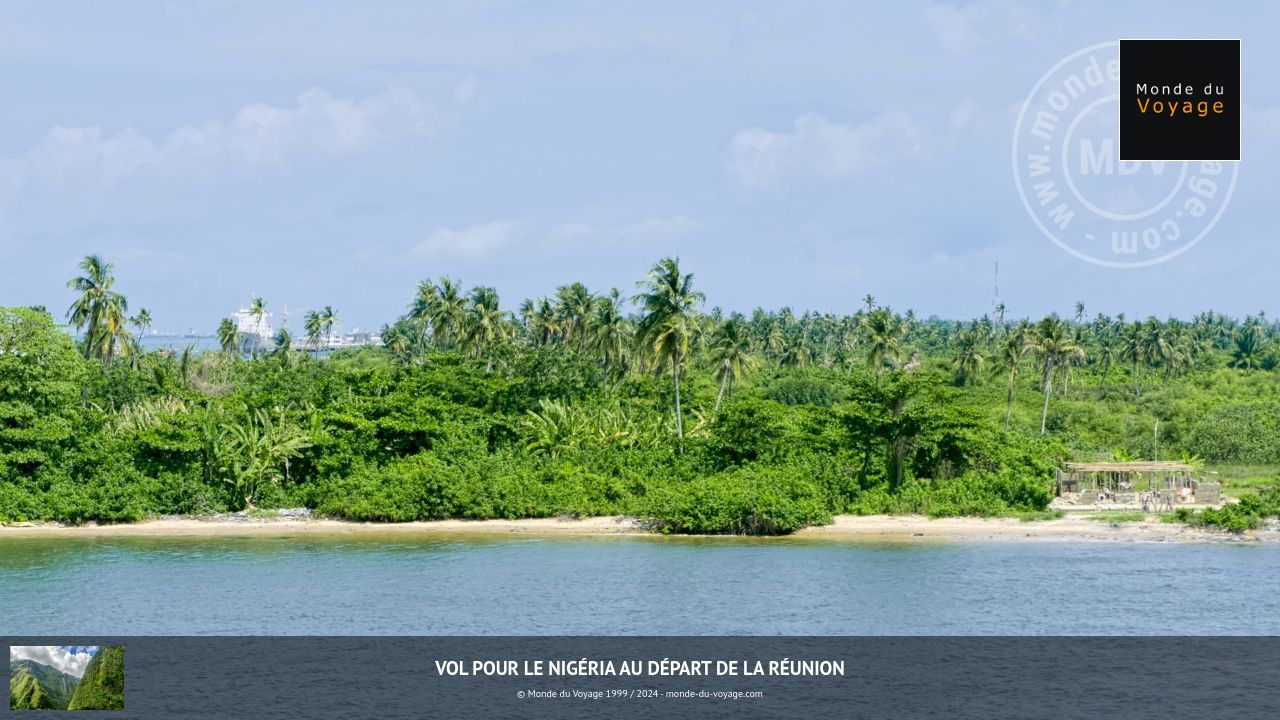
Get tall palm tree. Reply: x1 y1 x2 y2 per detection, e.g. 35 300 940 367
217 318 240 354
66 254 131 362
997 322 1029 430
1119 321 1149 395
555 282 595 346
303 310 324 351
709 318 756 413
431 278 466 349
588 289 629 379
320 306 338 348
633 257 704 447
408 279 437 346
1025 316 1084 434
462 286 511 370
859 307 905 382
248 297 267 353
130 307 153 337
952 329 988 385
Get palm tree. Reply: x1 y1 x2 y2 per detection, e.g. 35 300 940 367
952 329 988 385
431 278 466 348
1073 301 1087 324
859 307 906 382
555 282 595 346
997 322 1029 430
67 255 132 362
271 328 296 366
1025 316 1084 434
321 306 338 348
462 286 511 370
217 318 240 354
248 297 267 353
633 257 704 447
303 310 324 351
588 289 629 379
1119 321 1149 395
1228 324 1270 371
408 279 437 346
709 318 756 413
130 307 153 337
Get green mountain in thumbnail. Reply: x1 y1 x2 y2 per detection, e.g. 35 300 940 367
9 659 80 710
66 645 125 710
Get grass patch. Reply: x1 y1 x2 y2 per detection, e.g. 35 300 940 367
1203 465 1280 498
1011 510 1064 522
1084 511 1148 523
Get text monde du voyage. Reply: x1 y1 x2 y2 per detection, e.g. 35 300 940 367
1134 82 1228 118
433 658 846 677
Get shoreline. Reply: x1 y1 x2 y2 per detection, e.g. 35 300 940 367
0 513 1273 543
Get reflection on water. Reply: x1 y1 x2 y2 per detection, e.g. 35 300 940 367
1 535 1277 635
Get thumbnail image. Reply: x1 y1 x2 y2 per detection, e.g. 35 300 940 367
9 646 124 711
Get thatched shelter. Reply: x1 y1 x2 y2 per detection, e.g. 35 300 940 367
1056 461 1216 508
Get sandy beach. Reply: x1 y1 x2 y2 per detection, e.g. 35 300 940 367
0 513 1274 543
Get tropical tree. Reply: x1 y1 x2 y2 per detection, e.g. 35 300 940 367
271 328 296 367
248 297 268 353
66 255 132 362
633 257 704 447
588 288 630 379
303 310 324 351
1228 324 1271 371
996 322 1028 430
709 318 756 413
129 307 153 337
952 328 988 385
859 307 906 382
321 306 338 348
217 318 240 354
555 282 595 347
462 286 511 370
431 278 466 348
219 408 312 509
1025 316 1084 434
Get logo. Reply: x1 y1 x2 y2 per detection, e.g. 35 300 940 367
1012 41 1238 268
1119 39 1240 161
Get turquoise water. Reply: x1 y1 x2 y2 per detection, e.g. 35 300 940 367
1 536 1277 635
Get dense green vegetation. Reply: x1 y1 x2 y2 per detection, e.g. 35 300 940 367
3 254 1280 534
9 660 79 710
67 646 125 710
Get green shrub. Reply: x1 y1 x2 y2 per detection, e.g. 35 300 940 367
644 464 832 535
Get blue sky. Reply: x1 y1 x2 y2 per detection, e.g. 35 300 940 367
0 1 1276 333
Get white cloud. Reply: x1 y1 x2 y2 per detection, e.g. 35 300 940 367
10 646 98 679
3 86 442 194
548 214 699 244
926 1 1041 55
405 221 516 260
727 111 927 191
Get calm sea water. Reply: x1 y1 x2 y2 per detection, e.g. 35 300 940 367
1 536 1277 635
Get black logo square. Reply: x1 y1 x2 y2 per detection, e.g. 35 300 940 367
1120 39 1240 161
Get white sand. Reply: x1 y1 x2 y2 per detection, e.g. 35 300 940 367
1 513 1272 542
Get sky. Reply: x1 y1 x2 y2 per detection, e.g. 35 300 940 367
10 646 98 677
0 1 1277 334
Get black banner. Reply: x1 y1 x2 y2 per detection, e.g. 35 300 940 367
5 637 1278 719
